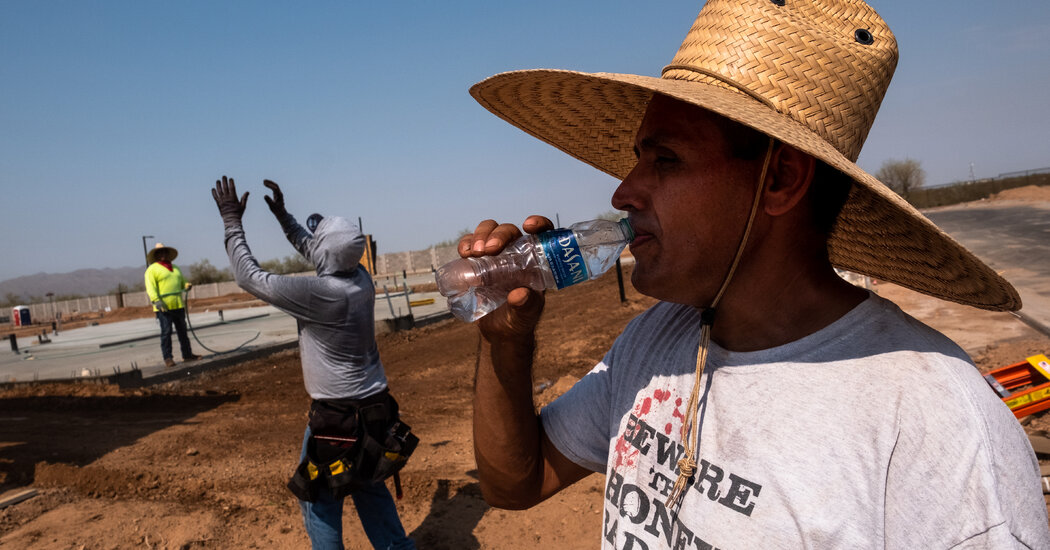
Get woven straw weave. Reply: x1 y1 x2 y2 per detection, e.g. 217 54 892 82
471 0 1019 311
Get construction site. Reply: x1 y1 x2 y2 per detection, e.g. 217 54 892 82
0 186 1048 549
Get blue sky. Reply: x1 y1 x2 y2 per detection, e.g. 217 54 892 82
2 1 1048 281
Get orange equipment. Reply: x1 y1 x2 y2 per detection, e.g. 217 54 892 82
984 354 1050 419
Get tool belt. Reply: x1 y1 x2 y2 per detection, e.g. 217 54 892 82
288 389 418 502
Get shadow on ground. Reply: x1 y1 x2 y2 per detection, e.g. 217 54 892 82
0 392 240 492
409 473 488 549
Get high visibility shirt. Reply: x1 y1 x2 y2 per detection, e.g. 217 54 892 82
145 262 189 311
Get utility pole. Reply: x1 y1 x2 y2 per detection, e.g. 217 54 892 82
142 235 154 267
46 292 55 322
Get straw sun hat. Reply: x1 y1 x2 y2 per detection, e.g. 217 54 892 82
147 243 179 264
470 0 1020 311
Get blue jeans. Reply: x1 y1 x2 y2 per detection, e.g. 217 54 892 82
298 426 415 550
156 308 193 360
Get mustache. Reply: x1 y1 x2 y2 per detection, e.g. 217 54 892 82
626 216 654 235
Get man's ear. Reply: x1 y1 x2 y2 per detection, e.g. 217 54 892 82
763 143 816 217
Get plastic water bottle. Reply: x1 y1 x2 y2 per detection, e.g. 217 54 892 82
435 218 634 322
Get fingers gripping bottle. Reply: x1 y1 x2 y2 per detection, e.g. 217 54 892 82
435 218 634 322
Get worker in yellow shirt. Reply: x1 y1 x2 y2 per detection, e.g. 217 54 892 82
144 243 200 367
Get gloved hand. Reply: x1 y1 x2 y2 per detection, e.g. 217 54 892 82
263 180 287 218
212 175 249 225
152 300 168 312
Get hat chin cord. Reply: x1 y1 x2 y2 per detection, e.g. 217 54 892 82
666 137 775 510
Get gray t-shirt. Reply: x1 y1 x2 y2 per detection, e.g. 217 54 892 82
542 293 1049 549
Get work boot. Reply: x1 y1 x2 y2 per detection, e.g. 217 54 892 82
183 354 202 362
164 358 176 368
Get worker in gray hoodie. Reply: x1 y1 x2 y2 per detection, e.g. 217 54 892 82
212 176 416 550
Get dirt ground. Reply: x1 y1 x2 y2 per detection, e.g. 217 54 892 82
1 190 1049 549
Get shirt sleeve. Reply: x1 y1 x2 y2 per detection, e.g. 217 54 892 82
223 222 339 322
144 266 160 302
276 211 313 259
883 354 1050 548
540 347 617 473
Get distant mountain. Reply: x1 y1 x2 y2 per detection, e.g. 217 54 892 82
0 267 145 303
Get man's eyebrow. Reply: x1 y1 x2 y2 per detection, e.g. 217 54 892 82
637 133 676 151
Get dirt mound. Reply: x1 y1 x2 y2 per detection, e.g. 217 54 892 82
989 184 1050 202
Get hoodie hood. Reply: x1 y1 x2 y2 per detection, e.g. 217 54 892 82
303 216 365 276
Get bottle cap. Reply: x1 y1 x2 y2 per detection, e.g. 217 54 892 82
619 218 635 243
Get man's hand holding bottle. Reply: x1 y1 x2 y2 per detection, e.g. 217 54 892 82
455 215 554 340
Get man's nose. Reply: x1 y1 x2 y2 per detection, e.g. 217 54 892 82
612 162 645 212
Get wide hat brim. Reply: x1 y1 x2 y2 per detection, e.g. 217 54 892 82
147 245 178 264
471 69 1020 311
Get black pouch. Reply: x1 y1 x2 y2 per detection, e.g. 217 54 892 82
289 390 418 501
288 456 326 502
355 400 419 486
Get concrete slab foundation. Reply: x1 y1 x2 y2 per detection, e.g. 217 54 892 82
1 289 451 387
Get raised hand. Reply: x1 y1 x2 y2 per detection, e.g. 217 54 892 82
211 175 249 225
263 179 287 217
